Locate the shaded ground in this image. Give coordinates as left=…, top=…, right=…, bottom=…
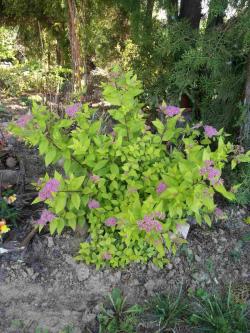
left=0, top=93, right=249, bottom=333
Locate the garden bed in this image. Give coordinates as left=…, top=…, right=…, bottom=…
left=0, top=90, right=249, bottom=333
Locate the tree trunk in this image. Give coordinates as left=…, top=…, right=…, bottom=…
left=241, top=54, right=250, bottom=149
left=179, top=0, right=202, bottom=29
left=144, top=0, right=155, bottom=34
left=67, top=0, right=82, bottom=91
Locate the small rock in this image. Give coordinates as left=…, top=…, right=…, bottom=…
left=47, top=237, right=54, bottom=248
left=241, top=270, right=249, bottom=278
left=129, top=278, right=140, bottom=286
left=195, top=255, right=202, bottom=262
left=192, top=272, right=208, bottom=282
left=144, top=280, right=155, bottom=294
left=82, top=310, right=96, bottom=325
left=6, top=156, right=17, bottom=168
left=197, top=245, right=202, bottom=253
left=168, top=270, right=175, bottom=278
left=109, top=271, right=121, bottom=284
left=149, top=262, right=161, bottom=272
left=217, top=247, right=224, bottom=254
left=167, top=263, right=173, bottom=270
left=76, top=264, right=90, bottom=282
left=174, top=257, right=181, bottom=266
left=65, top=254, right=76, bottom=266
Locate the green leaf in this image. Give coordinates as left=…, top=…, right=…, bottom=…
left=110, top=163, right=119, bottom=176
left=45, top=149, right=57, bottom=166
left=163, top=233, right=171, bottom=250
left=231, top=159, right=237, bottom=170
left=214, top=184, right=235, bottom=201
left=39, top=139, right=48, bottom=154
left=49, top=219, right=58, bottom=235
left=55, top=193, right=67, bottom=213
left=66, top=213, right=77, bottom=230
left=72, top=192, right=81, bottom=209
left=93, top=160, right=108, bottom=171
left=56, top=218, right=65, bottom=235
left=204, top=214, right=211, bottom=227
left=152, top=119, right=165, bottom=134
left=68, top=176, right=85, bottom=190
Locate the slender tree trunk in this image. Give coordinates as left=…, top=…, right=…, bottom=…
left=144, top=0, right=155, bottom=34
left=67, top=0, right=82, bottom=91
left=56, top=40, right=62, bottom=65
left=241, top=54, right=250, bottom=149
left=179, top=0, right=202, bottom=29
left=37, top=20, right=44, bottom=58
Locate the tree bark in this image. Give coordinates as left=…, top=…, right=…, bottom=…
left=144, top=0, right=155, bottom=34
left=67, top=0, right=82, bottom=91
left=179, top=0, right=202, bottom=29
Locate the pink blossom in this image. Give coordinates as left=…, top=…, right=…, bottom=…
left=156, top=182, right=167, bottom=194
left=16, top=114, right=33, bottom=128
left=165, top=105, right=180, bottom=117
left=65, top=103, right=82, bottom=118
left=215, top=207, right=223, bottom=217
left=207, top=167, right=220, bottom=180
left=204, top=125, right=218, bottom=138
left=38, top=179, right=60, bottom=201
left=88, top=199, right=100, bottom=209
left=102, top=252, right=112, bottom=260
left=200, top=167, right=207, bottom=176
left=138, top=214, right=163, bottom=233
left=36, top=209, right=56, bottom=225
left=105, top=217, right=117, bottom=227
left=90, top=174, right=100, bottom=183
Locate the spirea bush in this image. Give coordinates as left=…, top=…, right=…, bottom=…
left=9, top=70, right=250, bottom=268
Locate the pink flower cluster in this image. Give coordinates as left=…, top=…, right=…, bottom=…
left=215, top=207, right=223, bottom=217
left=36, top=209, right=56, bottom=225
left=165, top=105, right=180, bottom=117
left=204, top=125, right=218, bottom=138
left=102, top=252, right=112, bottom=260
left=156, top=182, right=167, bottom=194
left=160, top=105, right=180, bottom=117
left=200, top=161, right=223, bottom=185
left=38, top=179, right=60, bottom=201
left=88, top=199, right=100, bottom=209
left=16, top=114, right=33, bottom=128
left=89, top=174, right=100, bottom=183
left=105, top=217, right=117, bottom=227
left=138, top=212, right=165, bottom=233
left=65, top=103, right=82, bottom=118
